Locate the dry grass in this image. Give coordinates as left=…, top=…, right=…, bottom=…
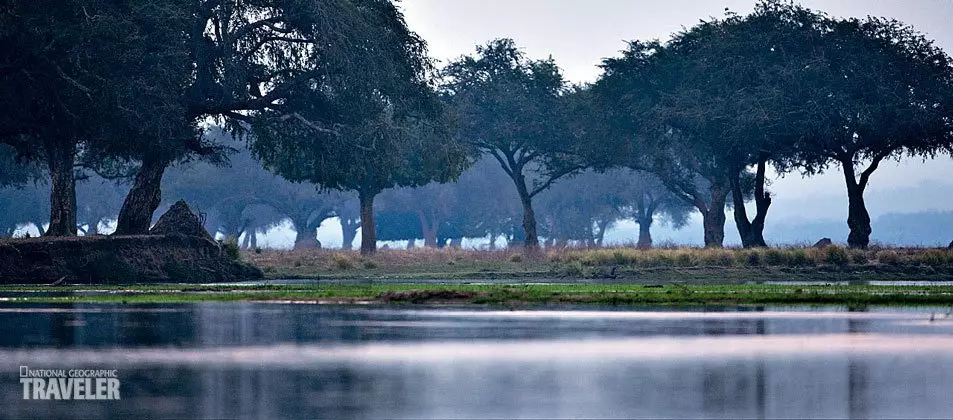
left=245, top=245, right=953, bottom=280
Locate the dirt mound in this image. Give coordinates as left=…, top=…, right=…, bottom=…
left=0, top=235, right=262, bottom=284
left=150, top=200, right=213, bottom=240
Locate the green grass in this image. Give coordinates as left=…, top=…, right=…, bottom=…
left=3, top=284, right=953, bottom=306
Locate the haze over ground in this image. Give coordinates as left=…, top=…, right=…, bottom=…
left=393, top=0, right=953, bottom=247
left=26, top=1, right=946, bottom=248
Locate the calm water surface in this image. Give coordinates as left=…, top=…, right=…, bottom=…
left=1, top=302, right=952, bottom=419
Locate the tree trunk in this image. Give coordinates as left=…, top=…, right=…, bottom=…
left=450, top=237, right=463, bottom=248
left=845, top=183, right=871, bottom=249
left=514, top=182, right=540, bottom=250
left=340, top=219, right=358, bottom=250
left=249, top=230, right=258, bottom=249
left=595, top=219, right=611, bottom=247
left=45, top=141, right=77, bottom=236
left=701, top=181, right=728, bottom=248
left=637, top=216, right=653, bottom=249
left=359, top=190, right=377, bottom=255
left=730, top=156, right=770, bottom=248
left=417, top=211, right=438, bottom=248
left=840, top=161, right=872, bottom=248
left=114, top=157, right=167, bottom=235
left=292, top=219, right=319, bottom=249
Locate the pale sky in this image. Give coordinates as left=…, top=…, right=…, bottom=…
left=401, top=0, right=953, bottom=221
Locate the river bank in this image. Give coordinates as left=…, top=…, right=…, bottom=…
left=3, top=283, right=953, bottom=306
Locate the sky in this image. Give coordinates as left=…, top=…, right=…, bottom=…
left=395, top=0, right=953, bottom=245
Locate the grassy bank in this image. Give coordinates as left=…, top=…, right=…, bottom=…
left=245, top=246, right=953, bottom=282
left=2, top=283, right=953, bottom=306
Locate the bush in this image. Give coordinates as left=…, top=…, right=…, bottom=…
left=675, top=252, right=697, bottom=267
left=509, top=253, right=523, bottom=263
left=745, top=251, right=763, bottom=266
left=876, top=250, right=901, bottom=265
left=764, top=249, right=786, bottom=266
left=788, top=249, right=814, bottom=267
left=329, top=253, right=356, bottom=270
left=916, top=250, right=953, bottom=266
left=824, top=245, right=850, bottom=266
left=218, top=237, right=241, bottom=261
left=849, top=250, right=869, bottom=265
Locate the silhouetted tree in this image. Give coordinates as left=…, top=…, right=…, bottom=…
left=442, top=39, right=584, bottom=250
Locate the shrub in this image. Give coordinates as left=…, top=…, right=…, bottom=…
left=218, top=237, right=241, bottom=261
left=876, top=250, right=901, bottom=265
left=509, top=253, right=523, bottom=263
left=561, top=260, right=585, bottom=277
left=917, top=250, right=953, bottom=266
left=764, top=249, right=786, bottom=266
left=824, top=245, right=850, bottom=266
left=675, top=252, right=697, bottom=267
left=849, top=250, right=869, bottom=265
left=788, top=249, right=814, bottom=267
left=745, top=251, right=763, bottom=266
left=329, top=253, right=356, bottom=270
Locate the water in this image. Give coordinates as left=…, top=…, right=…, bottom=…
left=1, top=303, right=952, bottom=419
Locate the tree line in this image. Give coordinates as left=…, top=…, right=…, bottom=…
left=2, top=0, right=952, bottom=254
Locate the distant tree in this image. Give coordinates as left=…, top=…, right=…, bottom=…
left=75, top=174, right=129, bottom=234
left=162, top=128, right=344, bottom=249
left=536, top=169, right=693, bottom=248
left=376, top=156, right=522, bottom=248
left=0, top=181, right=49, bottom=237
left=336, top=197, right=361, bottom=250
left=252, top=100, right=468, bottom=254
left=442, top=39, right=585, bottom=250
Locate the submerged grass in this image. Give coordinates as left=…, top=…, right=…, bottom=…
left=3, top=284, right=953, bottom=306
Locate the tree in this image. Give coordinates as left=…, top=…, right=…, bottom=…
left=442, top=39, right=584, bottom=250
left=787, top=15, right=953, bottom=248
left=114, top=0, right=444, bottom=235
left=0, top=0, right=194, bottom=236
left=593, top=2, right=834, bottom=248
left=252, top=101, right=469, bottom=255
left=535, top=169, right=692, bottom=248
left=593, top=40, right=733, bottom=248
left=162, top=128, right=345, bottom=249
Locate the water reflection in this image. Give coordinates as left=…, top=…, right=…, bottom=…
left=1, top=304, right=952, bottom=419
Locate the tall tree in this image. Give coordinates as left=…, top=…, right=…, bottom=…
left=0, top=0, right=192, bottom=236
left=114, top=0, right=442, bottom=235
left=788, top=15, right=953, bottom=248
left=442, top=39, right=584, bottom=250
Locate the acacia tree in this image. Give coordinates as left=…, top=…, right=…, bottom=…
left=112, top=0, right=441, bottom=235
left=593, top=3, right=830, bottom=248
left=593, top=42, right=734, bottom=248
left=645, top=4, right=825, bottom=248
left=442, top=39, right=584, bottom=250
left=253, top=96, right=469, bottom=254
left=0, top=0, right=193, bottom=236
left=788, top=16, right=953, bottom=248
